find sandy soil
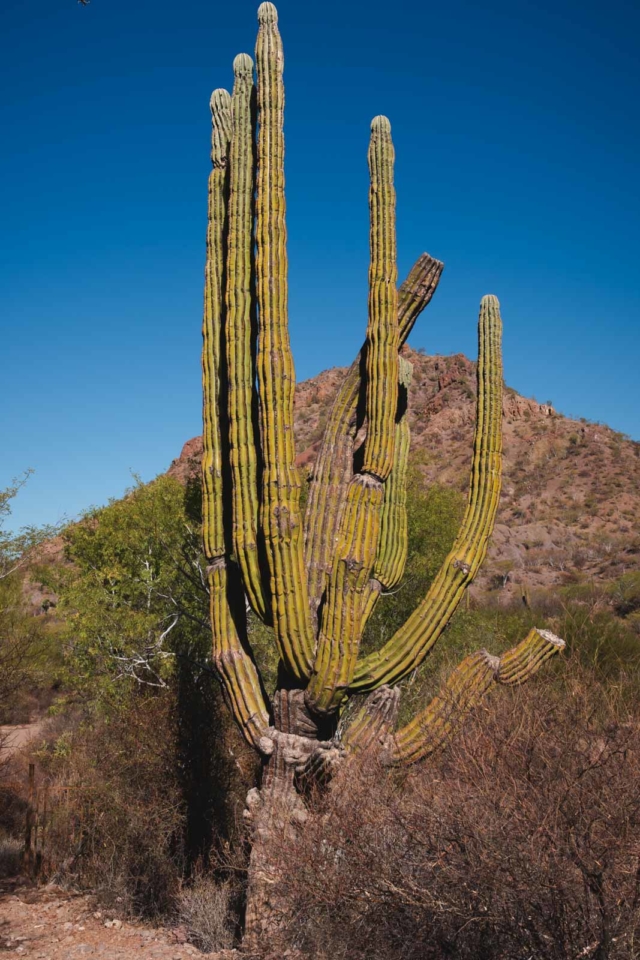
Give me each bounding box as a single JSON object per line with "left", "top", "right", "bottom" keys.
{"left": 0, "top": 879, "right": 238, "bottom": 959}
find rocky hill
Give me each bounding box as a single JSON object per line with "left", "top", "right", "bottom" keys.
{"left": 169, "top": 347, "right": 640, "bottom": 605}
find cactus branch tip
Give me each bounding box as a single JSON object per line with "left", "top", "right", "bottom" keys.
{"left": 257, "top": 2, "right": 278, "bottom": 23}
{"left": 371, "top": 115, "right": 392, "bottom": 136}
{"left": 536, "top": 628, "right": 566, "bottom": 649}
{"left": 210, "top": 87, "right": 231, "bottom": 115}
{"left": 233, "top": 52, "right": 254, "bottom": 75}
{"left": 481, "top": 293, "right": 500, "bottom": 309}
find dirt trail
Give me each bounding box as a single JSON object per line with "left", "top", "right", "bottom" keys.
{"left": 0, "top": 880, "right": 238, "bottom": 959}
{"left": 0, "top": 722, "right": 47, "bottom": 761}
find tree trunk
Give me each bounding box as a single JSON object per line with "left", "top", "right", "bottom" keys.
{"left": 242, "top": 690, "right": 319, "bottom": 951}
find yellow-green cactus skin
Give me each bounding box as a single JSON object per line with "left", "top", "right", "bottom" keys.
{"left": 392, "top": 628, "right": 565, "bottom": 764}
{"left": 304, "top": 117, "right": 400, "bottom": 715}
{"left": 351, "top": 295, "right": 505, "bottom": 692}
{"left": 362, "top": 115, "right": 399, "bottom": 481}
{"left": 202, "top": 89, "right": 232, "bottom": 564}
{"left": 225, "top": 54, "right": 268, "bottom": 622}
{"left": 254, "top": 2, "right": 315, "bottom": 681}
{"left": 305, "top": 473, "right": 384, "bottom": 713}
{"left": 359, "top": 355, "right": 413, "bottom": 628}
{"left": 202, "top": 89, "right": 270, "bottom": 751}
{"left": 304, "top": 254, "right": 443, "bottom": 629}
{"left": 201, "top": 4, "right": 563, "bottom": 779}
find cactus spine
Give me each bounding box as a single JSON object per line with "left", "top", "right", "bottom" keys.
{"left": 200, "top": 5, "right": 564, "bottom": 939}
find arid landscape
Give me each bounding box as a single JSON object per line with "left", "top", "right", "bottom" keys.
{"left": 2, "top": 0, "right": 639, "bottom": 956}
{"left": 169, "top": 347, "right": 640, "bottom": 602}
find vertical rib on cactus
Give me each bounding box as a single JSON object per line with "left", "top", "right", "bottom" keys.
{"left": 304, "top": 254, "right": 443, "bottom": 628}
{"left": 306, "top": 474, "right": 384, "bottom": 712}
{"left": 209, "top": 560, "right": 271, "bottom": 749}
{"left": 203, "top": 89, "right": 270, "bottom": 751}
{"left": 373, "top": 393, "right": 410, "bottom": 588}
{"left": 254, "top": 2, "right": 314, "bottom": 680}
{"left": 497, "top": 628, "right": 565, "bottom": 684}
{"left": 341, "top": 685, "right": 400, "bottom": 755}
{"left": 305, "top": 117, "right": 399, "bottom": 715}
{"left": 225, "top": 53, "right": 268, "bottom": 622}
{"left": 391, "top": 630, "right": 565, "bottom": 765}
{"left": 375, "top": 357, "right": 412, "bottom": 589}
{"left": 352, "top": 295, "right": 504, "bottom": 692}
{"left": 362, "top": 115, "right": 399, "bottom": 480}
{"left": 360, "top": 356, "right": 412, "bottom": 628}
{"left": 391, "top": 650, "right": 496, "bottom": 764}
{"left": 202, "top": 90, "right": 232, "bottom": 563}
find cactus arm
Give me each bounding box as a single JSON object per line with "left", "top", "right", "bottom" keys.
{"left": 202, "top": 90, "right": 233, "bottom": 564}
{"left": 209, "top": 560, "right": 271, "bottom": 749}
{"left": 225, "top": 54, "right": 269, "bottom": 622}
{"left": 341, "top": 685, "right": 400, "bottom": 756}
{"left": 306, "top": 474, "right": 385, "bottom": 712}
{"left": 391, "top": 629, "right": 565, "bottom": 765}
{"left": 360, "top": 356, "right": 412, "bottom": 630}
{"left": 304, "top": 254, "right": 443, "bottom": 628}
{"left": 254, "top": 3, "right": 315, "bottom": 680}
{"left": 374, "top": 358, "right": 412, "bottom": 590}
{"left": 305, "top": 118, "right": 398, "bottom": 715}
{"left": 203, "top": 89, "right": 270, "bottom": 751}
{"left": 496, "top": 627, "right": 565, "bottom": 685}
{"left": 391, "top": 651, "right": 496, "bottom": 765}
{"left": 361, "top": 115, "right": 399, "bottom": 480}
{"left": 351, "top": 295, "right": 504, "bottom": 692}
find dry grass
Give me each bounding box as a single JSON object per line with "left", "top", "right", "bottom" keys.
{"left": 176, "top": 873, "right": 238, "bottom": 952}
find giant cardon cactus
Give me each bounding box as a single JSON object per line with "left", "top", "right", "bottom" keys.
{"left": 201, "top": 2, "right": 564, "bottom": 941}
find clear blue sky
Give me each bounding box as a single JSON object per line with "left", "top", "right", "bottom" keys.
{"left": 2, "top": 0, "right": 639, "bottom": 532}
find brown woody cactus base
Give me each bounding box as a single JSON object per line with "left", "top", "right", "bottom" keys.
{"left": 200, "top": 3, "right": 564, "bottom": 946}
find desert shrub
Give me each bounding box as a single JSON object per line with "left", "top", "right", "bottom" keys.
{"left": 176, "top": 873, "right": 239, "bottom": 951}
{"left": 33, "top": 691, "right": 185, "bottom": 916}
{"left": 610, "top": 572, "right": 640, "bottom": 618}
{"left": 0, "top": 836, "right": 22, "bottom": 879}
{"left": 0, "top": 563, "right": 53, "bottom": 725}
{"left": 22, "top": 667, "right": 253, "bottom": 917}
{"left": 269, "top": 664, "right": 640, "bottom": 960}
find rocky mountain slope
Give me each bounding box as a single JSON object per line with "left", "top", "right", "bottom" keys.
{"left": 169, "top": 348, "right": 640, "bottom": 605}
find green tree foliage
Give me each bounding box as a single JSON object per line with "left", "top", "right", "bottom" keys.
{"left": 0, "top": 476, "right": 53, "bottom": 723}
{"left": 50, "top": 475, "right": 209, "bottom": 700}
{"left": 1, "top": 472, "right": 59, "bottom": 581}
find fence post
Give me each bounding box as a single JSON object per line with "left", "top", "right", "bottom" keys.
{"left": 23, "top": 763, "right": 35, "bottom": 877}
{"left": 39, "top": 783, "right": 50, "bottom": 877}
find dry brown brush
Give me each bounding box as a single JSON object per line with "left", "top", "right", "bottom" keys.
{"left": 266, "top": 665, "right": 640, "bottom": 960}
